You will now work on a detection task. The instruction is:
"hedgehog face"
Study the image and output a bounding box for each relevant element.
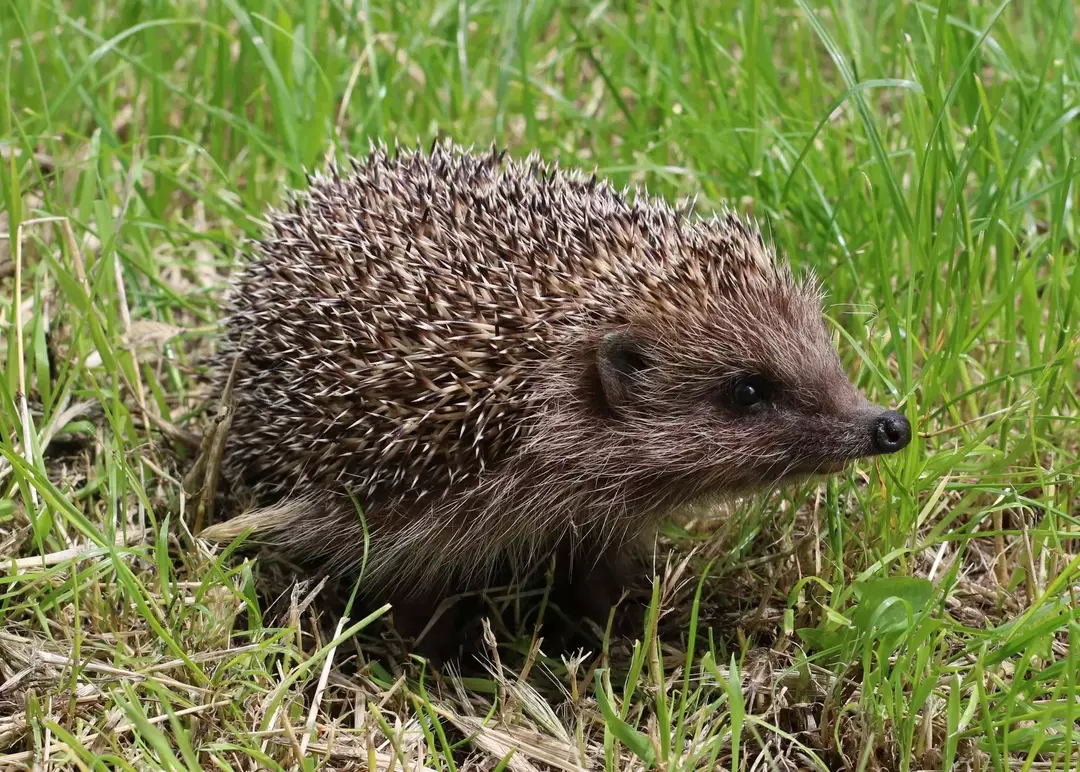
[593,291,910,494]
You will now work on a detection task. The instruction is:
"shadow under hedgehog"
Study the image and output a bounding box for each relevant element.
[200,140,912,661]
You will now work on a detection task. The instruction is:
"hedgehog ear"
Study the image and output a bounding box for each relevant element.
[596,331,651,409]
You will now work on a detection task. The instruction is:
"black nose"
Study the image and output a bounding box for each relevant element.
[873,410,911,454]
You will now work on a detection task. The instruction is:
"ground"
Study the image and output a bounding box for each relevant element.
[1,0,1079,770]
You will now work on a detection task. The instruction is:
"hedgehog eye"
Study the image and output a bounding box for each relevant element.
[730,376,772,409]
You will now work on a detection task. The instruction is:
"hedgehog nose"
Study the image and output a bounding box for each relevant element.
[872,410,911,454]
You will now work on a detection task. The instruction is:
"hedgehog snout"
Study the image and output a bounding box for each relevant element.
[871,410,911,454]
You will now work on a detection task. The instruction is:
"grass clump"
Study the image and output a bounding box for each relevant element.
[2,0,1079,769]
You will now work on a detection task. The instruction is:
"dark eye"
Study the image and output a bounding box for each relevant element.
[731,376,772,409]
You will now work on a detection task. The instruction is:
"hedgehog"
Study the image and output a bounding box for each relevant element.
[203,140,912,653]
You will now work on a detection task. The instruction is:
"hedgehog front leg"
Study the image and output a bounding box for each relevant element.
[551,546,642,641]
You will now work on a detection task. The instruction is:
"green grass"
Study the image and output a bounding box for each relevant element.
[2,0,1079,769]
